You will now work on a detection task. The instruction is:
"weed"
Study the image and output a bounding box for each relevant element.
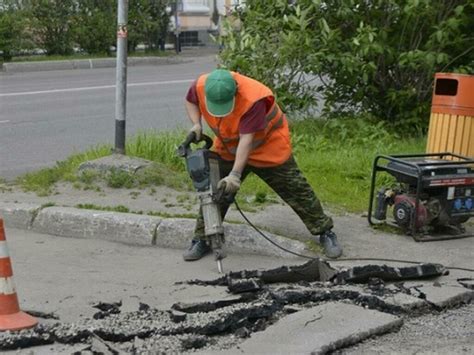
[75,204,130,213]
[78,170,99,185]
[254,191,267,204]
[106,169,134,189]
[40,202,56,208]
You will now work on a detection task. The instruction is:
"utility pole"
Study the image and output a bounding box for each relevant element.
[115,0,128,155]
[174,0,181,54]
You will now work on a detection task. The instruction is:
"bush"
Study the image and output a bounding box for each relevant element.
[128,0,170,52]
[219,0,474,132]
[73,0,116,55]
[0,2,31,61]
[30,0,75,55]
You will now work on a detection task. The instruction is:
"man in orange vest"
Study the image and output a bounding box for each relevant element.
[183,69,342,260]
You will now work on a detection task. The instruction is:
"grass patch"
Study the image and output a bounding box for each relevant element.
[15,119,425,214]
[239,117,425,213]
[76,204,130,213]
[16,130,190,195]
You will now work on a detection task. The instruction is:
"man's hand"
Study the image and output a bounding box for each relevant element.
[190,123,202,141]
[217,171,241,193]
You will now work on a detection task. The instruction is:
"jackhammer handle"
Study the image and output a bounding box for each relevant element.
[177,132,213,157]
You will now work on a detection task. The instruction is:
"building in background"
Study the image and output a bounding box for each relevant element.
[173,0,243,47]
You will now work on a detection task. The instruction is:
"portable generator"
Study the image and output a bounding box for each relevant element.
[368,152,474,241]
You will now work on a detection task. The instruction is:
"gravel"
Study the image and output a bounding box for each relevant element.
[338,303,474,354]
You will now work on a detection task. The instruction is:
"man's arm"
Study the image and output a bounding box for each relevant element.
[185,100,202,139]
[232,132,255,175]
[217,132,254,193]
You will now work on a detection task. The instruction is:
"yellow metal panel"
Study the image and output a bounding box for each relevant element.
[461,116,474,157]
[432,113,443,152]
[446,114,458,153]
[438,113,451,152]
[453,115,465,157]
[426,113,438,152]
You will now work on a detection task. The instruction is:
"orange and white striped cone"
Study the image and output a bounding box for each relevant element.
[0,219,38,331]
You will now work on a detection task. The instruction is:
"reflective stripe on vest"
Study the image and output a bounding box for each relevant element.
[226,113,286,155]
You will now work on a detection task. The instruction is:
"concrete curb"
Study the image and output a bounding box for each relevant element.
[0,202,311,258]
[2,56,191,73]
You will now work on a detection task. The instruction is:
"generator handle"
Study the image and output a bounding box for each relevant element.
[177,132,213,157]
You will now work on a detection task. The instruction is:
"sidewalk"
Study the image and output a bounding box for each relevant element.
[1,180,473,267]
[1,47,219,73]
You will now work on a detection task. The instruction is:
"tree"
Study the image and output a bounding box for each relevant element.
[219,0,474,131]
[30,0,75,55]
[128,0,170,52]
[73,0,116,55]
[143,0,170,51]
[0,0,32,61]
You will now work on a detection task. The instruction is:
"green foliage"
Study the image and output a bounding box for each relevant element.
[30,0,75,55]
[76,203,130,213]
[73,0,116,55]
[219,0,474,131]
[0,0,170,57]
[128,0,170,52]
[0,2,32,61]
[105,169,135,188]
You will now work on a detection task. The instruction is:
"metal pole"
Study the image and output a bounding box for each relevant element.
[174,0,180,54]
[115,0,128,154]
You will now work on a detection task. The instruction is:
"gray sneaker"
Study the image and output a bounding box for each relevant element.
[183,239,211,261]
[319,230,342,258]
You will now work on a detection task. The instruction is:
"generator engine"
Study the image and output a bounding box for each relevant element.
[369,153,474,240]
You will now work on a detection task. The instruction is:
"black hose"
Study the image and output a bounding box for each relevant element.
[233,200,474,273]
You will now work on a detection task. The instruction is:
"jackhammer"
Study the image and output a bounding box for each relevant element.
[177,132,231,273]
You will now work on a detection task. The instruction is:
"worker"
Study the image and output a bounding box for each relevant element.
[183,69,342,261]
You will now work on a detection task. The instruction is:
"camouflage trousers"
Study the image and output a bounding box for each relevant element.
[194,155,333,240]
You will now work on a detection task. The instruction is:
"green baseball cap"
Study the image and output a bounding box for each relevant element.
[204,69,237,117]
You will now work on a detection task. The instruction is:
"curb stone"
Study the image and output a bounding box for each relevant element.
[0,203,310,258]
[32,207,160,246]
[2,56,191,73]
[0,202,39,229]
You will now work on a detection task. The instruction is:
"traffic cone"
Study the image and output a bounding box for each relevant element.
[0,218,37,331]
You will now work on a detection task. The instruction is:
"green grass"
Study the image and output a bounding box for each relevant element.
[239,118,426,213]
[15,120,426,214]
[16,130,191,195]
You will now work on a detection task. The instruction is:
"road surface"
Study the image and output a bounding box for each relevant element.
[0,56,217,180]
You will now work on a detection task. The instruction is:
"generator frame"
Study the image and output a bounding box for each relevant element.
[368,152,474,242]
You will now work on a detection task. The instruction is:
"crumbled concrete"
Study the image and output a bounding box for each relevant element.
[216,302,402,355]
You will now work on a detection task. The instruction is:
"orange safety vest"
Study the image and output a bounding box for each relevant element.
[196,72,292,167]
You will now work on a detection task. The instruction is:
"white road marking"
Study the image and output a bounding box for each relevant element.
[0,79,194,98]
[0,120,10,123]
